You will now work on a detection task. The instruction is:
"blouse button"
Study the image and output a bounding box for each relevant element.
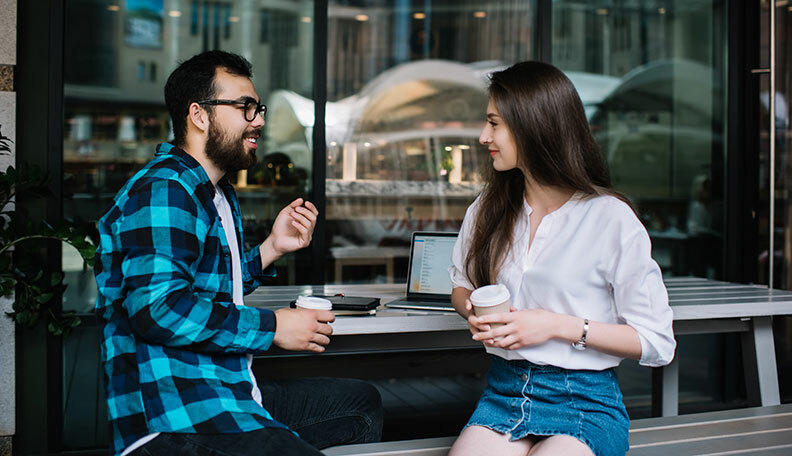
[521,373,528,382]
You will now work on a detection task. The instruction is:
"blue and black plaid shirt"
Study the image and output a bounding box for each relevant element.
[95,143,286,455]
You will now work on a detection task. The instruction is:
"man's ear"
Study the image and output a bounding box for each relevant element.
[187,102,210,133]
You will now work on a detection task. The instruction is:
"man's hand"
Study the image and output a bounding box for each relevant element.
[272,307,335,352]
[260,199,319,268]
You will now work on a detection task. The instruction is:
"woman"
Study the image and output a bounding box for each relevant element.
[448,61,676,456]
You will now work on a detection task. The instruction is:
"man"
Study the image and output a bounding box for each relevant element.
[94,51,383,456]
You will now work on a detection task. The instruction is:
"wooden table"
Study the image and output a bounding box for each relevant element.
[246,277,792,417]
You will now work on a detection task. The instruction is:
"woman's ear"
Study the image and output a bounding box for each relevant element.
[187,102,209,133]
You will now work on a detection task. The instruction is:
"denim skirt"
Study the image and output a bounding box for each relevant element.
[465,356,630,456]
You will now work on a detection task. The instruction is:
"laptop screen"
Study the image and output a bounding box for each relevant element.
[407,232,458,296]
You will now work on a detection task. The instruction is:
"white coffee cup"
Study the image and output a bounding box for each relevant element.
[470,284,511,340]
[295,296,332,311]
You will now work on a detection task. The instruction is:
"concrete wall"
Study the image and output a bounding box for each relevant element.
[0,0,16,454]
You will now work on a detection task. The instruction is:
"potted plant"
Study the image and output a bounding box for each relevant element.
[0,125,96,336]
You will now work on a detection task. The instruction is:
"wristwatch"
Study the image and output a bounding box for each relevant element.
[572,318,589,351]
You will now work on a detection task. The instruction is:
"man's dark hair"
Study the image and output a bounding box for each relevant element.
[164,50,253,147]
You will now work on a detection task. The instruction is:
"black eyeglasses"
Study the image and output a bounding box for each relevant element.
[196,97,267,122]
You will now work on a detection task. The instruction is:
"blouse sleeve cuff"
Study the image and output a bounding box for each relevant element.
[449,265,474,290]
[636,330,676,367]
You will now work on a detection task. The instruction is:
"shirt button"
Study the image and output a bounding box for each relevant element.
[521,373,528,382]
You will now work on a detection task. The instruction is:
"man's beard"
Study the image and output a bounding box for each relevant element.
[205,120,258,175]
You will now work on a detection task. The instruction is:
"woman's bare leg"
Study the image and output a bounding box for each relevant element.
[449,425,534,456]
[527,435,594,456]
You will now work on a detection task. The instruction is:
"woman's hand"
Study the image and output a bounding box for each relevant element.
[463,298,490,337]
[472,307,559,351]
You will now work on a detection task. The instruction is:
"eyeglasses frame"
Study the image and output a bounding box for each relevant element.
[196,97,267,122]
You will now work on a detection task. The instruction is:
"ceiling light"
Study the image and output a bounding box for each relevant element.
[413,12,426,19]
[107,5,120,12]
[168,10,182,17]
[473,11,486,18]
[355,14,369,21]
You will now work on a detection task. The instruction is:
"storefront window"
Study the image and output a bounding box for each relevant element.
[319,0,537,283]
[552,0,728,417]
[554,0,727,279]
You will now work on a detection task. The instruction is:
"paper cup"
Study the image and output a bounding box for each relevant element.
[295,296,332,311]
[470,284,511,340]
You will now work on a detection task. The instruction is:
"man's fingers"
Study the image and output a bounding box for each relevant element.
[288,198,305,209]
[306,343,325,353]
[315,310,335,324]
[312,333,331,346]
[295,205,317,224]
[291,221,309,235]
[303,200,319,216]
[290,211,313,229]
[316,322,333,336]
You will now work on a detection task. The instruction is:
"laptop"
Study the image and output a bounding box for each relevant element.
[385,231,458,311]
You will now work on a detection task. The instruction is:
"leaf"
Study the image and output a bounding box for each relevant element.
[36,292,54,304]
[50,272,64,286]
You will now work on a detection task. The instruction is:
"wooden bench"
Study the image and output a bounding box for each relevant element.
[323,404,792,455]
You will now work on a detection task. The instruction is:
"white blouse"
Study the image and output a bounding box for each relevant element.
[449,193,676,370]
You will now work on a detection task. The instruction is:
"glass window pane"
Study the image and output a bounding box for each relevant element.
[61,0,314,449]
[554,0,727,279]
[553,0,728,418]
[323,0,537,284]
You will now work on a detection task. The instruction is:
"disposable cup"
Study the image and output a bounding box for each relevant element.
[470,284,511,340]
[295,296,332,311]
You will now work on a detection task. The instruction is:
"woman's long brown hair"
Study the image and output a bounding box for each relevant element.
[465,61,632,288]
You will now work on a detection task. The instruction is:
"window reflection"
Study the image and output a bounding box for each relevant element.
[324,0,536,283]
[554,0,726,279]
[62,0,315,315]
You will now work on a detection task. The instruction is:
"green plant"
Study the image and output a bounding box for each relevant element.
[0,127,96,336]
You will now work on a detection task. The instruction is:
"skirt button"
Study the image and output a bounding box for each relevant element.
[521,373,528,382]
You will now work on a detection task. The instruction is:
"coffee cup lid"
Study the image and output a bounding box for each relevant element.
[470,284,510,307]
[295,296,332,310]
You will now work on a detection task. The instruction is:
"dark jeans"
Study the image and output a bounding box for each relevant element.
[131,377,383,456]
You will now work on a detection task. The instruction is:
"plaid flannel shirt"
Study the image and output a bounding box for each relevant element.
[94,143,286,455]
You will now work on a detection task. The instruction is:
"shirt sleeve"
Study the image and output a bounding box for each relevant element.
[608,208,677,367]
[115,179,276,354]
[449,198,478,291]
[242,246,277,294]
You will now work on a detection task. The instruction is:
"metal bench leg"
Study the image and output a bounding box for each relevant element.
[743,316,781,406]
[652,357,679,417]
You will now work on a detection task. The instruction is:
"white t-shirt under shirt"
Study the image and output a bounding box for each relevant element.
[449,192,676,371]
[122,186,262,456]
[213,185,263,406]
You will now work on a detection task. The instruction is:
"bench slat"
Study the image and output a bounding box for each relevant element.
[323,405,792,456]
[323,437,455,456]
